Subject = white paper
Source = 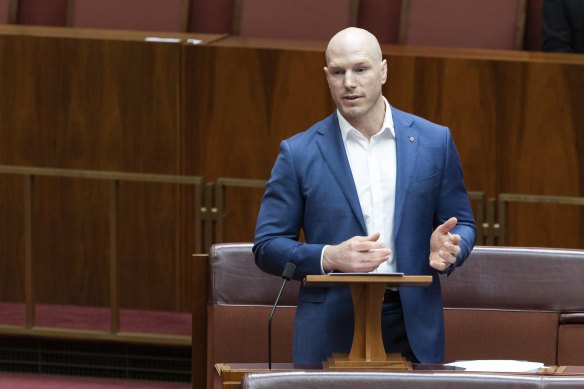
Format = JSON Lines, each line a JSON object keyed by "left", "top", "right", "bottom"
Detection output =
{"left": 144, "top": 37, "right": 183, "bottom": 43}
{"left": 444, "top": 360, "right": 544, "bottom": 373}
{"left": 328, "top": 272, "right": 404, "bottom": 276}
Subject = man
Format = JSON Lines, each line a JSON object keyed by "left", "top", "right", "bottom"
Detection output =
{"left": 254, "top": 27, "right": 476, "bottom": 364}
{"left": 542, "top": 0, "right": 584, "bottom": 53}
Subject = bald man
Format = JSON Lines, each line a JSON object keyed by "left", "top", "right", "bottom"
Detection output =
{"left": 254, "top": 28, "right": 476, "bottom": 364}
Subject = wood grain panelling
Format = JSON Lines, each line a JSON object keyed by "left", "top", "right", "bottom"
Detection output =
{"left": 117, "top": 182, "right": 179, "bottom": 311}
{"left": 182, "top": 44, "right": 334, "bottom": 180}
{"left": 385, "top": 55, "right": 500, "bottom": 194}
{"left": 185, "top": 40, "right": 584, "bottom": 248}
{"left": 497, "top": 62, "right": 584, "bottom": 247}
{"left": 221, "top": 186, "right": 264, "bottom": 243}
{"left": 0, "top": 34, "right": 180, "bottom": 173}
{"left": 506, "top": 203, "right": 582, "bottom": 248}
{"left": 33, "top": 177, "right": 110, "bottom": 307}
{"left": 0, "top": 174, "right": 25, "bottom": 303}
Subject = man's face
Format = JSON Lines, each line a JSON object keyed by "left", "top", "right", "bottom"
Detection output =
{"left": 324, "top": 43, "right": 387, "bottom": 122}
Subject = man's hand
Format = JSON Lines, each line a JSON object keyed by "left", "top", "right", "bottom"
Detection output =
{"left": 323, "top": 232, "right": 390, "bottom": 273}
{"left": 429, "top": 217, "right": 462, "bottom": 271}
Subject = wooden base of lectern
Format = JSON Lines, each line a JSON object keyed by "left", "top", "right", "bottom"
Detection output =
{"left": 304, "top": 274, "right": 431, "bottom": 372}
{"left": 324, "top": 352, "right": 412, "bottom": 370}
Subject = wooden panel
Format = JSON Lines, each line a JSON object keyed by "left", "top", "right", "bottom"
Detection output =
{"left": 506, "top": 203, "right": 583, "bottom": 248}
{"left": 184, "top": 39, "right": 584, "bottom": 249}
{"left": 386, "top": 55, "right": 500, "bottom": 194}
{"left": 221, "top": 186, "right": 265, "bottom": 243}
{"left": 0, "top": 174, "right": 25, "bottom": 303}
{"left": 181, "top": 43, "right": 334, "bottom": 180}
{"left": 33, "top": 176, "right": 111, "bottom": 307}
{"left": 117, "top": 182, "right": 179, "bottom": 311}
{"left": 0, "top": 32, "right": 181, "bottom": 173}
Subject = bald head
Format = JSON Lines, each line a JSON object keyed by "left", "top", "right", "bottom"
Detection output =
{"left": 325, "top": 27, "right": 382, "bottom": 65}
{"left": 323, "top": 27, "right": 387, "bottom": 136}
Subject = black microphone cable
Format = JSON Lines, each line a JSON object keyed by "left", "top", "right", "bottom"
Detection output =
{"left": 268, "top": 262, "right": 296, "bottom": 370}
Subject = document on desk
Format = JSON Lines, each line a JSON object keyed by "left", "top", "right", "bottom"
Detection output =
{"left": 327, "top": 272, "right": 405, "bottom": 276}
{"left": 444, "top": 360, "right": 544, "bottom": 372}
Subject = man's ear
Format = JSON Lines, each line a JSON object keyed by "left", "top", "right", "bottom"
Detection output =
{"left": 380, "top": 59, "right": 388, "bottom": 84}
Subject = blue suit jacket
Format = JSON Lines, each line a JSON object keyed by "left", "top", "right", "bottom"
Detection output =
{"left": 254, "top": 107, "right": 476, "bottom": 363}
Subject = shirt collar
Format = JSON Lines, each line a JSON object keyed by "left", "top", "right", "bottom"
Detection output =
{"left": 337, "top": 97, "right": 395, "bottom": 142}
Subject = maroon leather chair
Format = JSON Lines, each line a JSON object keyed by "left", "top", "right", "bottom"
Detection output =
{"left": 0, "top": 0, "right": 17, "bottom": 23}
{"left": 442, "top": 246, "right": 584, "bottom": 365}
{"left": 233, "top": 0, "right": 358, "bottom": 41}
{"left": 67, "top": 0, "right": 189, "bottom": 32}
{"left": 206, "top": 243, "right": 300, "bottom": 389}
{"left": 399, "top": 0, "right": 527, "bottom": 49}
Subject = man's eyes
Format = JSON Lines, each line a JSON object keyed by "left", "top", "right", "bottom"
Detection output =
{"left": 331, "top": 67, "right": 368, "bottom": 75}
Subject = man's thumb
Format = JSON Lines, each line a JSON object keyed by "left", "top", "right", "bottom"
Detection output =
{"left": 437, "top": 217, "right": 457, "bottom": 234}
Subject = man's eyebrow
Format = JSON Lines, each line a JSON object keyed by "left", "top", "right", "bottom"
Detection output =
{"left": 328, "top": 61, "right": 371, "bottom": 69}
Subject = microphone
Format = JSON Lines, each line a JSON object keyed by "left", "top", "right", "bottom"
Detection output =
{"left": 268, "top": 262, "right": 296, "bottom": 370}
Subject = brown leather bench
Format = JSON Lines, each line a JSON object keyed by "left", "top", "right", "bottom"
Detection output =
{"left": 241, "top": 371, "right": 584, "bottom": 388}
{"left": 441, "top": 246, "right": 584, "bottom": 366}
{"left": 206, "top": 243, "right": 299, "bottom": 388}
{"left": 207, "top": 244, "right": 584, "bottom": 387}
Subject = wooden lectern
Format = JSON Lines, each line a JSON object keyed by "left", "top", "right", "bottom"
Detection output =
{"left": 304, "top": 274, "right": 432, "bottom": 370}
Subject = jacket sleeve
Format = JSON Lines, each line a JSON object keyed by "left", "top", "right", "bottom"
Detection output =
{"left": 253, "top": 140, "right": 325, "bottom": 280}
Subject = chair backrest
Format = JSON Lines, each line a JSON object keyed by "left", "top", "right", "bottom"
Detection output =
{"left": 399, "top": 0, "right": 527, "bottom": 50}
{"left": 233, "top": 0, "right": 359, "bottom": 41}
{"left": 207, "top": 243, "right": 299, "bottom": 389}
{"left": 441, "top": 246, "right": 584, "bottom": 365}
{"left": 523, "top": 0, "right": 543, "bottom": 50}
{"left": 188, "top": 0, "right": 234, "bottom": 33}
{"left": 0, "top": 0, "right": 18, "bottom": 24}
{"left": 67, "top": 0, "right": 189, "bottom": 32}
{"left": 357, "top": 0, "right": 402, "bottom": 44}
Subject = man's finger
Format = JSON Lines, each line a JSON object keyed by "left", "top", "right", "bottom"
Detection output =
{"left": 435, "top": 217, "right": 457, "bottom": 234}
{"left": 447, "top": 232, "right": 462, "bottom": 245}
{"left": 355, "top": 232, "right": 381, "bottom": 242}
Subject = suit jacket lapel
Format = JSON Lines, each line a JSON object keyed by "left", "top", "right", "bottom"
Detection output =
{"left": 393, "top": 107, "right": 418, "bottom": 241}
{"left": 316, "top": 114, "right": 367, "bottom": 234}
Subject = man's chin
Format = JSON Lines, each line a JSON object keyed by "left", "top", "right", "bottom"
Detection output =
{"left": 340, "top": 107, "right": 363, "bottom": 119}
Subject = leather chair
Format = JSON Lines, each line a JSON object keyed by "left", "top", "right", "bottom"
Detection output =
{"left": 399, "top": 0, "right": 527, "bottom": 49}
{"left": 233, "top": 0, "right": 358, "bottom": 41}
{"left": 206, "top": 243, "right": 300, "bottom": 388}
{"left": 357, "top": 0, "right": 402, "bottom": 44}
{"left": 67, "top": 0, "right": 189, "bottom": 32}
{"left": 523, "top": 0, "right": 543, "bottom": 50}
{"left": 0, "top": 0, "right": 18, "bottom": 24}
{"left": 441, "top": 246, "right": 584, "bottom": 365}
{"left": 242, "top": 371, "right": 548, "bottom": 388}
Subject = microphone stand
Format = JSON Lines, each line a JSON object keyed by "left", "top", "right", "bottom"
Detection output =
{"left": 268, "top": 262, "right": 296, "bottom": 370}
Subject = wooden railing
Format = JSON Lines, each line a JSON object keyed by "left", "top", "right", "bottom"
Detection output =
{"left": 0, "top": 165, "right": 203, "bottom": 345}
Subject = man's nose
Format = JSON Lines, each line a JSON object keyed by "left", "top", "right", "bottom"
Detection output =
{"left": 343, "top": 72, "right": 356, "bottom": 88}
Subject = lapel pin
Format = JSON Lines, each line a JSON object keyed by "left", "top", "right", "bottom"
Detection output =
{"left": 409, "top": 136, "right": 415, "bottom": 142}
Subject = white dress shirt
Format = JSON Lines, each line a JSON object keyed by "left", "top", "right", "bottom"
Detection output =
{"left": 337, "top": 98, "right": 397, "bottom": 273}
